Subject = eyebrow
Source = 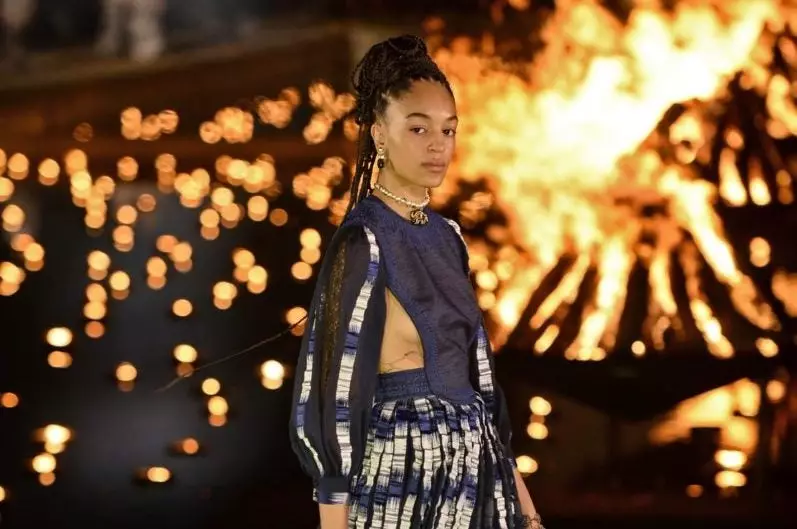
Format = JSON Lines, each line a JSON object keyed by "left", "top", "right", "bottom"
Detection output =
{"left": 405, "top": 112, "right": 458, "bottom": 122}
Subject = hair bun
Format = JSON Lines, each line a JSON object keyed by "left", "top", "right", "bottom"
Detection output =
{"left": 385, "top": 34, "right": 428, "bottom": 59}
{"left": 349, "top": 34, "right": 435, "bottom": 125}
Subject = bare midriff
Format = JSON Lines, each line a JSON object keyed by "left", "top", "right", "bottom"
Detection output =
{"left": 377, "top": 288, "right": 425, "bottom": 374}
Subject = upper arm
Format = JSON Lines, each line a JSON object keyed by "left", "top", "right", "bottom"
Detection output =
{"left": 316, "top": 225, "right": 376, "bottom": 393}
{"left": 290, "top": 223, "right": 382, "bottom": 496}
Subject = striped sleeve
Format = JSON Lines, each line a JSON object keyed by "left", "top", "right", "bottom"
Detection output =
{"left": 444, "top": 217, "right": 517, "bottom": 469}
{"left": 473, "top": 322, "right": 517, "bottom": 469}
{"left": 289, "top": 224, "right": 384, "bottom": 505}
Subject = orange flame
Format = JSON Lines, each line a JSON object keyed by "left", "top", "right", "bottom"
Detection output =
{"left": 426, "top": 0, "right": 792, "bottom": 358}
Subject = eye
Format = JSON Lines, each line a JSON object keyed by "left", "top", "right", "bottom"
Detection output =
{"left": 443, "top": 129, "right": 457, "bottom": 137}
{"left": 410, "top": 127, "right": 427, "bottom": 134}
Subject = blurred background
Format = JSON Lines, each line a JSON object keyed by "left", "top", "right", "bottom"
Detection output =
{"left": 0, "top": 0, "right": 796, "bottom": 528}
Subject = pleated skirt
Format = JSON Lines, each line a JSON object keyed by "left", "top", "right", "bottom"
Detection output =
{"left": 348, "top": 368, "right": 524, "bottom": 529}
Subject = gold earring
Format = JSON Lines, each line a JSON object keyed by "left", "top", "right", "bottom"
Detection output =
{"left": 376, "top": 147, "right": 386, "bottom": 169}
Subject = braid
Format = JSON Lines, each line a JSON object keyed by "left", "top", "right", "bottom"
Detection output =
{"left": 346, "top": 124, "right": 376, "bottom": 215}
{"left": 346, "top": 34, "right": 452, "bottom": 215}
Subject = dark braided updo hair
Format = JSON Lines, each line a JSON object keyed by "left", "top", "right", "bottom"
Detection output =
{"left": 346, "top": 34, "right": 453, "bottom": 214}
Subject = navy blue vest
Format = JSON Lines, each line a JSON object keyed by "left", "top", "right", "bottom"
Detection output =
{"left": 343, "top": 194, "right": 480, "bottom": 403}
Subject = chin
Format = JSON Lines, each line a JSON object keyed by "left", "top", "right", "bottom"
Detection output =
{"left": 418, "top": 171, "right": 447, "bottom": 188}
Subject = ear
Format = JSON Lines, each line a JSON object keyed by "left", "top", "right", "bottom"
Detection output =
{"left": 370, "top": 121, "right": 385, "bottom": 149}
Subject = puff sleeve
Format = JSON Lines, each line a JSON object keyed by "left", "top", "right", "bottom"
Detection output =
{"left": 288, "top": 224, "right": 386, "bottom": 504}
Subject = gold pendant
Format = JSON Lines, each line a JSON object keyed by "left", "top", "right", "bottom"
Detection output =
{"left": 409, "top": 208, "right": 429, "bottom": 225}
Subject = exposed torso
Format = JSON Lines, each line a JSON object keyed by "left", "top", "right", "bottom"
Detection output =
{"left": 378, "top": 288, "right": 425, "bottom": 373}
{"left": 346, "top": 194, "right": 481, "bottom": 400}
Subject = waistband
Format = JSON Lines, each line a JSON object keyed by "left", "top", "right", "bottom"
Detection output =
{"left": 375, "top": 367, "right": 431, "bottom": 401}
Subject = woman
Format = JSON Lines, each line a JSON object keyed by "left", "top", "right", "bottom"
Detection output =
{"left": 289, "top": 34, "right": 543, "bottom": 529}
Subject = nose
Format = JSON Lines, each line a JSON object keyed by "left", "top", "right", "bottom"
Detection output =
{"left": 428, "top": 136, "right": 445, "bottom": 153}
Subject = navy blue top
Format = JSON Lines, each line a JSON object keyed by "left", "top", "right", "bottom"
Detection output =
{"left": 289, "top": 193, "right": 516, "bottom": 505}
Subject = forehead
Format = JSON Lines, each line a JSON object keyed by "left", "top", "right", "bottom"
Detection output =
{"left": 385, "top": 79, "right": 456, "bottom": 119}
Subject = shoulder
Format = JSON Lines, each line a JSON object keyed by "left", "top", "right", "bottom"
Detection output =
{"left": 341, "top": 196, "right": 381, "bottom": 231}
{"left": 432, "top": 212, "right": 471, "bottom": 274}
{"left": 324, "top": 215, "right": 381, "bottom": 272}
{"left": 313, "top": 222, "right": 382, "bottom": 299}
{"left": 434, "top": 211, "right": 467, "bottom": 249}
{"left": 337, "top": 196, "right": 395, "bottom": 250}
{"left": 326, "top": 223, "right": 377, "bottom": 260}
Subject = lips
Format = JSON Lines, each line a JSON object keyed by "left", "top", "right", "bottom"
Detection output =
{"left": 422, "top": 162, "right": 447, "bottom": 171}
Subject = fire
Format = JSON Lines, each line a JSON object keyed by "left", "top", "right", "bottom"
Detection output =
{"left": 649, "top": 377, "right": 760, "bottom": 452}
{"left": 425, "top": 0, "right": 794, "bottom": 359}
{"left": 3, "top": 1, "right": 788, "bottom": 362}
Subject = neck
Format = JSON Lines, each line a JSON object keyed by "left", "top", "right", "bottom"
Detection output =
{"left": 375, "top": 170, "right": 428, "bottom": 203}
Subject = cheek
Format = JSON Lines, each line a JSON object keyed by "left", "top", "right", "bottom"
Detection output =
{"left": 393, "top": 135, "right": 424, "bottom": 159}
{"left": 444, "top": 137, "right": 456, "bottom": 158}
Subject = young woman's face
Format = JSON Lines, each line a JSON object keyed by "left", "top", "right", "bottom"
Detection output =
{"left": 373, "top": 79, "right": 458, "bottom": 189}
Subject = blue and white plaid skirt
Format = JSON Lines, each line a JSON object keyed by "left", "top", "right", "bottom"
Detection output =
{"left": 348, "top": 368, "right": 524, "bottom": 528}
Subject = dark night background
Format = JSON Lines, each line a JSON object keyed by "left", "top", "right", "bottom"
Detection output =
{"left": 0, "top": 1, "right": 795, "bottom": 528}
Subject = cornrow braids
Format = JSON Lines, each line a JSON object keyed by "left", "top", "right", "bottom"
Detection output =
{"left": 346, "top": 34, "right": 453, "bottom": 214}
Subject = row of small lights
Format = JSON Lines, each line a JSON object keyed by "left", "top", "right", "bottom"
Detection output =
{"left": 514, "top": 396, "right": 554, "bottom": 476}
{"left": 0, "top": 80, "right": 381, "bottom": 497}
{"left": 0, "top": 149, "right": 345, "bottom": 291}
{"left": 0, "top": 91, "right": 355, "bottom": 491}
